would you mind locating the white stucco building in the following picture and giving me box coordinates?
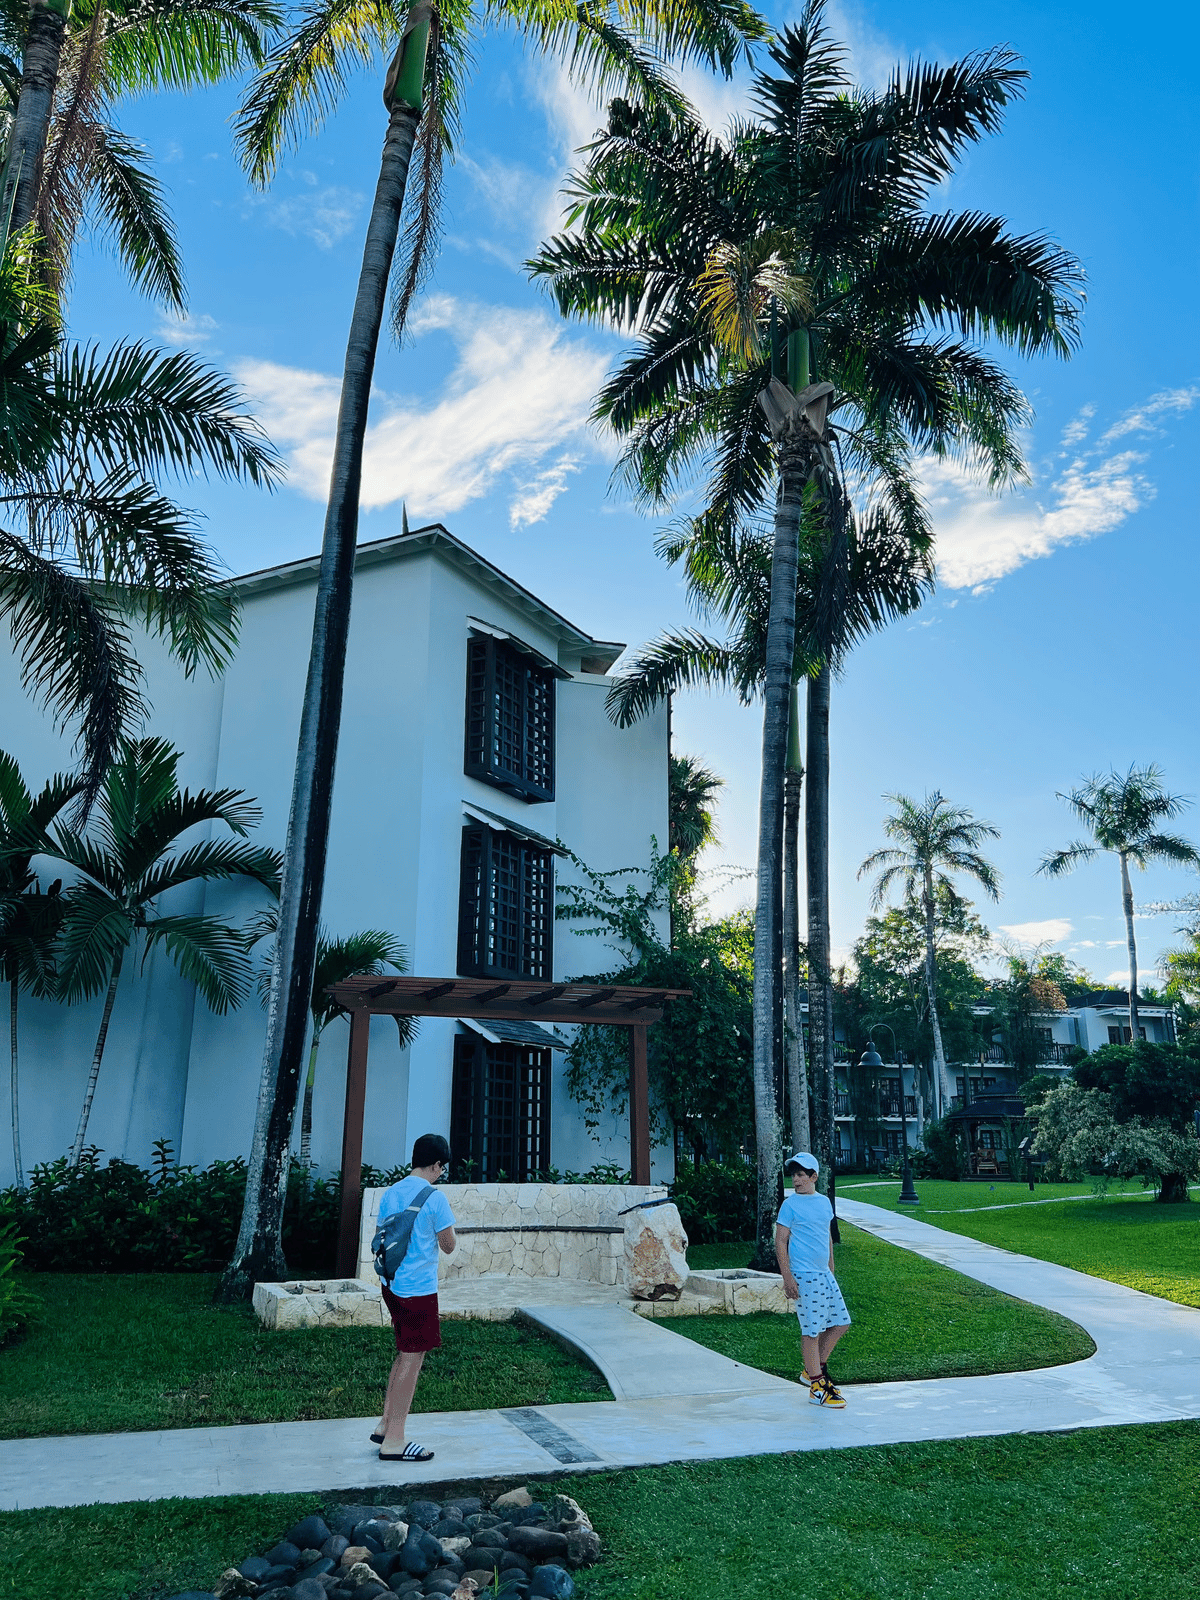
[0,523,670,1188]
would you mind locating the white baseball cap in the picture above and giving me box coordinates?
[784,1151,819,1175]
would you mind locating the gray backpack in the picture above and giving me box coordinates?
[372,1183,435,1282]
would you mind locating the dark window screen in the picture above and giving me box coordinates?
[458,825,553,980]
[451,1033,552,1181]
[465,635,555,801]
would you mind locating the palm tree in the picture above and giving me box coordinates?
[607,507,933,1238]
[39,736,281,1165]
[252,923,412,1165]
[0,235,282,805]
[531,2,1082,1250]
[1039,766,1200,1041]
[0,748,79,1188]
[669,752,722,863]
[220,0,767,1300]
[0,0,279,296]
[858,793,1000,1118]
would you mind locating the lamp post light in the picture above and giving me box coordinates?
[860,1023,919,1207]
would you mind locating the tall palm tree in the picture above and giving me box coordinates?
[532,3,1080,1247]
[0,748,79,1188]
[669,752,722,862]
[0,234,282,805]
[39,736,281,1165]
[1039,765,1200,1041]
[858,792,1000,1118]
[251,922,412,1164]
[0,0,279,295]
[220,0,768,1300]
[607,506,933,1241]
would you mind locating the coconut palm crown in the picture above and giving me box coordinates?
[1039,764,1200,1039]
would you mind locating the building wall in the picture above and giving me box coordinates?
[1,536,670,1187]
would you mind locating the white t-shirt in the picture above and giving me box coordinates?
[776,1191,834,1275]
[377,1174,456,1298]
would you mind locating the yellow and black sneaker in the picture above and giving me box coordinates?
[809,1376,846,1408]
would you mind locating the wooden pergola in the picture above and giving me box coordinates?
[326,974,690,1276]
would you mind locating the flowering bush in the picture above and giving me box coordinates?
[1031,1083,1200,1199]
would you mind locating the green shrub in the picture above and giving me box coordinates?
[671,1159,756,1244]
[0,1218,39,1344]
[0,1142,410,1276]
[919,1117,966,1181]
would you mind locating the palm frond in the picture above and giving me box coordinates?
[604,628,752,725]
[80,121,187,308]
[141,912,253,1011]
[100,0,282,93]
[1037,841,1096,878]
[55,884,132,1001]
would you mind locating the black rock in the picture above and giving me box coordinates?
[470,1528,507,1550]
[405,1501,442,1530]
[258,1589,295,1600]
[293,1581,330,1600]
[436,1553,465,1578]
[465,1513,501,1531]
[455,1499,483,1518]
[500,1553,533,1577]
[305,1558,337,1579]
[351,1585,390,1600]
[422,1582,458,1598]
[261,1566,300,1587]
[418,1532,444,1566]
[495,1584,529,1600]
[165,1593,218,1599]
[530,1567,575,1600]
[333,1506,381,1537]
[298,1549,324,1569]
[266,1543,303,1569]
[510,1506,548,1528]
[329,1590,355,1600]
[289,1516,334,1551]
[358,1535,384,1555]
[240,1557,273,1581]
[323,1535,350,1563]
[506,1528,568,1563]
[355,1520,395,1548]
[431,1519,470,1539]
[368,1551,400,1580]
[397,1527,432,1579]
[389,1580,423,1597]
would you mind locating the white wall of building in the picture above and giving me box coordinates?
[1,526,670,1188]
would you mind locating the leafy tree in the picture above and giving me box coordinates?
[983,952,1068,1079]
[0,235,282,804]
[221,0,767,1303]
[859,792,1000,1120]
[669,752,722,864]
[1032,1080,1199,1203]
[556,844,755,1164]
[1030,950,1100,1005]
[0,0,279,300]
[0,748,79,1188]
[1039,764,1200,1041]
[531,1,1082,1257]
[39,737,281,1165]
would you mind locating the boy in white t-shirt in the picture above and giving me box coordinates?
[774,1151,851,1407]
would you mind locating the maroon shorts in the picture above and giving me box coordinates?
[381,1287,441,1353]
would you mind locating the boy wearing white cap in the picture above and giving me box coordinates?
[775,1151,851,1407]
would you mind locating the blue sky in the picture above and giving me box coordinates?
[66,0,1200,983]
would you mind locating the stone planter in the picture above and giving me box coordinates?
[631,1267,791,1317]
[252,1277,386,1330]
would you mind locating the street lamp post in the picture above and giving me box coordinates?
[860,1023,919,1207]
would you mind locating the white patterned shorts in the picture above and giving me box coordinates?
[792,1268,851,1337]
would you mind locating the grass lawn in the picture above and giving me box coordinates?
[840,1180,1200,1308]
[0,1274,609,1440]
[675,1224,1093,1382]
[3,1422,1199,1599]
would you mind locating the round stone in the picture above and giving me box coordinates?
[530,1566,575,1600]
[405,1501,442,1530]
[289,1517,334,1551]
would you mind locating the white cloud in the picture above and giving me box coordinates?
[235,297,613,524]
[1103,969,1134,986]
[925,447,1152,592]
[999,918,1073,946]
[1100,386,1200,443]
[246,185,365,249]
[156,311,218,346]
[1060,404,1095,446]
[825,0,903,89]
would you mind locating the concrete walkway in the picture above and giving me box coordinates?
[3,1199,1198,1511]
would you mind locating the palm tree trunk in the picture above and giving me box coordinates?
[9,977,24,1190]
[783,686,809,1154]
[805,661,836,1236]
[1120,850,1140,1040]
[298,1031,321,1167]
[923,876,949,1118]
[220,36,425,1302]
[750,427,808,1267]
[1,0,69,240]
[69,948,123,1168]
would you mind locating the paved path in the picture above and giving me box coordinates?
[3,1199,1198,1511]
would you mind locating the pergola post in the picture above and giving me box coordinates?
[629,1022,650,1185]
[335,1007,371,1277]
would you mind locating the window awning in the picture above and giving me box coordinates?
[467,616,570,679]
[458,1016,568,1051]
[462,801,569,856]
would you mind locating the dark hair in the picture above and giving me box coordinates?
[785,1160,817,1176]
[411,1132,452,1169]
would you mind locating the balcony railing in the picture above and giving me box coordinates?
[879,1096,917,1118]
[835,1094,852,1115]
